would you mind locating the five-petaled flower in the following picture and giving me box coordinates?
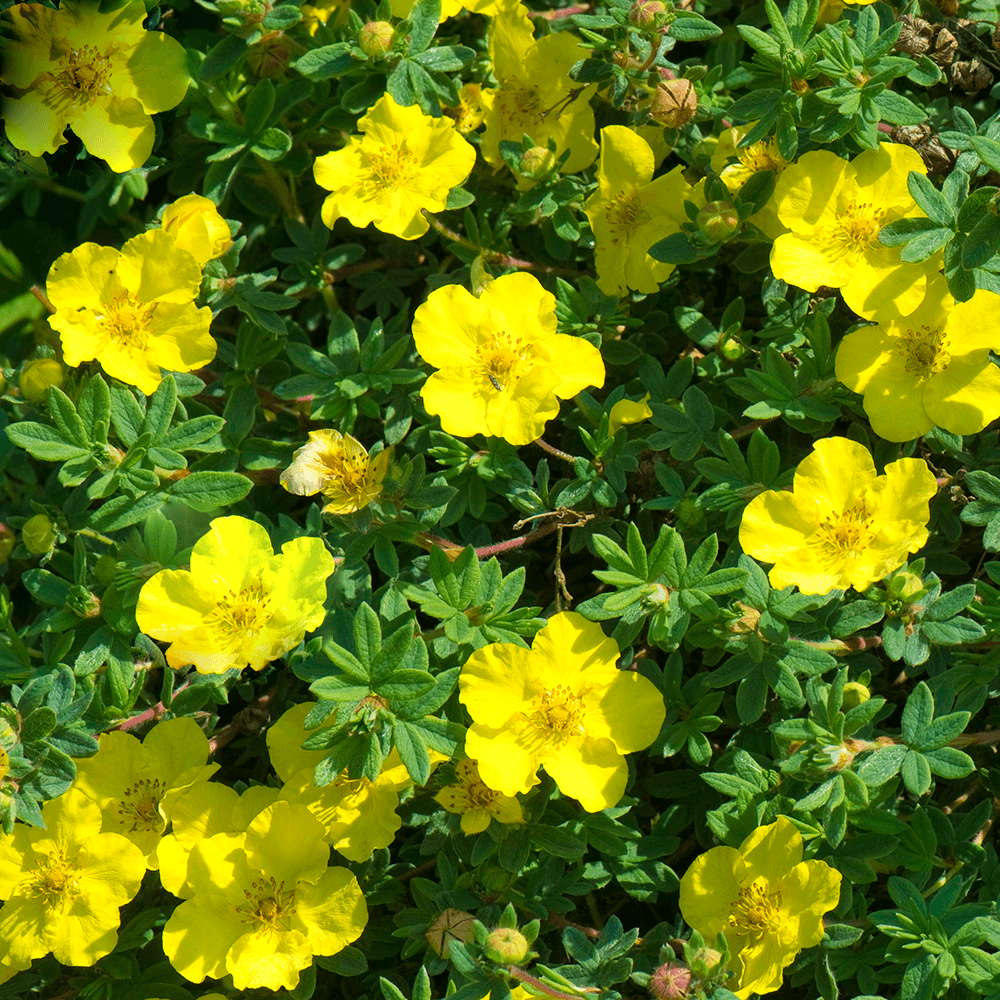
[835,276,1000,441]
[770,143,934,319]
[313,93,476,241]
[436,758,524,834]
[1,0,189,172]
[281,429,390,515]
[160,194,233,267]
[136,515,338,674]
[739,436,937,595]
[46,230,216,395]
[412,272,605,446]
[583,126,697,297]
[0,789,146,969]
[481,4,598,180]
[71,717,219,868]
[679,816,842,998]
[162,800,368,991]
[458,611,665,811]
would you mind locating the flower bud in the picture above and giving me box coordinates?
[162,194,232,267]
[484,927,530,964]
[426,908,476,958]
[518,146,557,180]
[648,77,697,127]
[20,358,64,403]
[629,0,665,27]
[697,200,740,241]
[650,961,692,1000]
[359,20,394,57]
[717,335,747,360]
[842,681,871,709]
[689,946,723,972]
[22,514,56,554]
[246,33,293,77]
[0,525,14,566]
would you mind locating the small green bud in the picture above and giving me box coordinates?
[696,200,740,241]
[359,20,394,57]
[20,358,64,403]
[842,681,871,709]
[22,514,56,554]
[0,525,14,566]
[484,927,530,965]
[717,335,747,360]
[629,0,665,27]
[518,146,557,180]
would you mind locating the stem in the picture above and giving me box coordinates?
[37,180,85,202]
[77,528,117,547]
[258,161,303,223]
[114,682,191,731]
[31,285,55,314]
[208,684,280,755]
[422,213,586,278]
[527,3,591,16]
[506,968,599,998]
[730,417,776,440]
[951,730,1000,748]
[534,438,579,464]
[414,513,590,561]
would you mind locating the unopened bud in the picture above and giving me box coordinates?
[842,681,871,709]
[0,525,14,566]
[718,335,746,360]
[484,927,530,964]
[519,146,557,180]
[689,946,723,972]
[629,0,665,27]
[649,77,697,127]
[20,358,64,403]
[22,514,55,554]
[426,908,476,958]
[359,20,394,57]
[697,200,740,241]
[246,34,293,77]
[650,961,692,1000]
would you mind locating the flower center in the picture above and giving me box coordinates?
[814,502,874,556]
[321,449,377,499]
[461,772,500,810]
[210,579,272,639]
[737,138,787,174]
[237,875,297,931]
[605,189,650,241]
[97,293,155,350]
[729,879,781,939]
[118,776,167,832]
[896,324,952,376]
[48,46,112,108]
[499,83,544,127]
[528,685,585,744]
[475,328,534,393]
[832,200,887,255]
[364,143,418,189]
[28,850,82,905]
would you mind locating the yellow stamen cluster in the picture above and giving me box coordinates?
[118,776,167,832]
[28,851,82,906]
[528,685,585,744]
[475,328,535,393]
[239,875,297,930]
[897,324,952,376]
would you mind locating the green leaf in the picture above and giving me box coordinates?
[901,681,934,746]
[45,386,87,447]
[5,422,89,462]
[971,135,1000,173]
[407,0,441,53]
[857,744,907,786]
[393,719,432,785]
[901,749,932,795]
[294,43,353,79]
[168,471,252,511]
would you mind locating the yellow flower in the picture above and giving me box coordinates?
[680,816,841,1000]
[679,817,842,999]
[770,143,934,319]
[0,0,189,172]
[584,126,695,297]
[391,0,521,18]
[709,124,790,238]
[739,437,937,595]
[269,704,446,861]
[835,276,1000,441]
[161,194,233,267]
[71,717,219,868]
[0,789,146,968]
[443,82,496,134]
[608,393,652,435]
[482,5,598,178]
[46,230,216,395]
[157,783,280,898]
[162,800,368,991]
[436,758,524,833]
[280,429,390,514]
[301,0,350,33]
[412,272,605,446]
[458,611,665,811]
[313,93,476,241]
[135,515,338,674]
